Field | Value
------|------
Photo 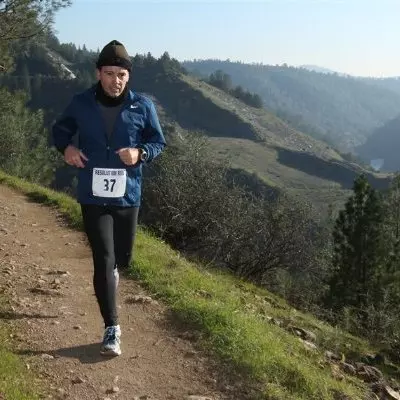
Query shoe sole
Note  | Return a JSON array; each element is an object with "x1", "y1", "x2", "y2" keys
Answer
[{"x1": 100, "y1": 347, "x2": 121, "y2": 356}]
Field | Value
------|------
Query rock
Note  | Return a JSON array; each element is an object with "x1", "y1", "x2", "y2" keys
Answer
[
  {"x1": 30, "y1": 287, "x2": 62, "y2": 296},
  {"x1": 73, "y1": 325, "x2": 82, "y2": 330},
  {"x1": 41, "y1": 354, "x2": 54, "y2": 360},
  {"x1": 49, "y1": 270, "x2": 70, "y2": 276},
  {"x1": 125, "y1": 294, "x2": 158, "y2": 305},
  {"x1": 71, "y1": 376, "x2": 85, "y2": 384},
  {"x1": 325, "y1": 350, "x2": 341, "y2": 361},
  {"x1": 339, "y1": 362, "x2": 357, "y2": 375},
  {"x1": 390, "y1": 379, "x2": 400, "y2": 391},
  {"x1": 106, "y1": 386, "x2": 120, "y2": 394},
  {"x1": 356, "y1": 364, "x2": 383, "y2": 383},
  {"x1": 289, "y1": 326, "x2": 317, "y2": 342},
  {"x1": 371, "y1": 382, "x2": 400, "y2": 400},
  {"x1": 184, "y1": 350, "x2": 197, "y2": 357},
  {"x1": 265, "y1": 316, "x2": 282, "y2": 326},
  {"x1": 384, "y1": 386, "x2": 400, "y2": 400},
  {"x1": 331, "y1": 364, "x2": 345, "y2": 381},
  {"x1": 186, "y1": 396, "x2": 213, "y2": 400},
  {"x1": 300, "y1": 339, "x2": 318, "y2": 351}
]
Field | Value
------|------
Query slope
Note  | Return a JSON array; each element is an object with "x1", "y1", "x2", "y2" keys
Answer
[
  {"x1": 183, "y1": 59, "x2": 400, "y2": 150},
  {"x1": 129, "y1": 63, "x2": 390, "y2": 212},
  {"x1": 356, "y1": 115, "x2": 400, "y2": 172},
  {"x1": 1, "y1": 173, "x2": 400, "y2": 400}
]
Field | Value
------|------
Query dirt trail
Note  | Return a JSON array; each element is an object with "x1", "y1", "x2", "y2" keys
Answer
[{"x1": 0, "y1": 185, "x2": 237, "y2": 400}]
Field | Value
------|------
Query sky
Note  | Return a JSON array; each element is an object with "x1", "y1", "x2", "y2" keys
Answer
[{"x1": 53, "y1": 0, "x2": 400, "y2": 78}]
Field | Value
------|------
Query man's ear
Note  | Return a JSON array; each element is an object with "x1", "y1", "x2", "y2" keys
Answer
[{"x1": 95, "y1": 68, "x2": 101, "y2": 80}]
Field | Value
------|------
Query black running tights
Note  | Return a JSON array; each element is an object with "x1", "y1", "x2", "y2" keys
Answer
[{"x1": 81, "y1": 204, "x2": 139, "y2": 328}]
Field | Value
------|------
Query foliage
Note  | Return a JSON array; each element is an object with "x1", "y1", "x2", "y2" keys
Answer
[
  {"x1": 328, "y1": 174, "x2": 385, "y2": 313},
  {"x1": 208, "y1": 69, "x2": 263, "y2": 108},
  {"x1": 141, "y1": 131, "x2": 323, "y2": 308},
  {"x1": 0, "y1": 0, "x2": 71, "y2": 70},
  {"x1": 0, "y1": 87, "x2": 59, "y2": 184},
  {"x1": 326, "y1": 174, "x2": 400, "y2": 355}
]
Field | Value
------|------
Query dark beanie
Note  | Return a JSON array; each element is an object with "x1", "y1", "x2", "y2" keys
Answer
[{"x1": 96, "y1": 40, "x2": 132, "y2": 71}]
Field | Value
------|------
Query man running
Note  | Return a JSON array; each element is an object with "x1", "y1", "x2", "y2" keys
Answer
[{"x1": 52, "y1": 40, "x2": 166, "y2": 356}]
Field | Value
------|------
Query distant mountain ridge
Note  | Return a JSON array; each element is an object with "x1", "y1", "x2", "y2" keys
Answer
[
  {"x1": 183, "y1": 59, "x2": 400, "y2": 151},
  {"x1": 299, "y1": 64, "x2": 345, "y2": 75}
]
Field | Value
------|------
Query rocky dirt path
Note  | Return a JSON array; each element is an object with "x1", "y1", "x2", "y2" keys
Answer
[{"x1": 0, "y1": 185, "x2": 238, "y2": 400}]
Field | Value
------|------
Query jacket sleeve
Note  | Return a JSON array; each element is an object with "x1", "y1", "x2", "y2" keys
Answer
[
  {"x1": 140, "y1": 99, "x2": 166, "y2": 163},
  {"x1": 52, "y1": 96, "x2": 79, "y2": 155}
]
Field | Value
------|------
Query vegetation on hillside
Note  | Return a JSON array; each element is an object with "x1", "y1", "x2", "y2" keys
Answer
[
  {"x1": 0, "y1": 170, "x2": 378, "y2": 400},
  {"x1": 183, "y1": 59, "x2": 400, "y2": 150},
  {"x1": 207, "y1": 69, "x2": 264, "y2": 108}
]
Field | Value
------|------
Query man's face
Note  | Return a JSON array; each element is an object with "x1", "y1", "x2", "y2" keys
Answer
[{"x1": 96, "y1": 66, "x2": 130, "y2": 97}]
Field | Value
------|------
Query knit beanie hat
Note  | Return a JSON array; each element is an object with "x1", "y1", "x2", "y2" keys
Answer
[{"x1": 96, "y1": 40, "x2": 132, "y2": 71}]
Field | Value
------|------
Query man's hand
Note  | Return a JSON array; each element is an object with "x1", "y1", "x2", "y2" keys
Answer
[
  {"x1": 116, "y1": 148, "x2": 139, "y2": 166},
  {"x1": 64, "y1": 145, "x2": 88, "y2": 168}
]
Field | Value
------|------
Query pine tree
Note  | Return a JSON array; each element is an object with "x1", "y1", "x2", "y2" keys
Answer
[
  {"x1": 328, "y1": 174, "x2": 385, "y2": 312},
  {"x1": 383, "y1": 174, "x2": 400, "y2": 272}
]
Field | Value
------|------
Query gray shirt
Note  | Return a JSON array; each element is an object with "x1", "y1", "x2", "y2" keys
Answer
[{"x1": 98, "y1": 103, "x2": 124, "y2": 139}]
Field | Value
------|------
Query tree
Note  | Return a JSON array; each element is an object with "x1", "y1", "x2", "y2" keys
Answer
[
  {"x1": 0, "y1": 87, "x2": 56, "y2": 184},
  {"x1": 383, "y1": 174, "x2": 400, "y2": 272},
  {"x1": 0, "y1": 0, "x2": 71, "y2": 70},
  {"x1": 209, "y1": 69, "x2": 232, "y2": 92},
  {"x1": 327, "y1": 174, "x2": 385, "y2": 313}
]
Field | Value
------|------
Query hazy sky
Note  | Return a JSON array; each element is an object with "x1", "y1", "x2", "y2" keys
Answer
[{"x1": 54, "y1": 0, "x2": 400, "y2": 78}]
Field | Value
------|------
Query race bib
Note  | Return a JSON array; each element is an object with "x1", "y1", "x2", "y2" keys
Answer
[{"x1": 92, "y1": 168, "x2": 127, "y2": 198}]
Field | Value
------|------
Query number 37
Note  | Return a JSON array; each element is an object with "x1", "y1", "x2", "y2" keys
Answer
[{"x1": 104, "y1": 178, "x2": 116, "y2": 192}]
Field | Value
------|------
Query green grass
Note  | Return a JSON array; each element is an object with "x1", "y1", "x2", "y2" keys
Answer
[
  {"x1": 0, "y1": 170, "x2": 372, "y2": 399},
  {"x1": 0, "y1": 324, "x2": 41, "y2": 399}
]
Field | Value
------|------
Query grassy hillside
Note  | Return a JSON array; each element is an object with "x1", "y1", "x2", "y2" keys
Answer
[
  {"x1": 3, "y1": 170, "x2": 400, "y2": 400},
  {"x1": 183, "y1": 59, "x2": 400, "y2": 150},
  {"x1": 138, "y1": 70, "x2": 390, "y2": 212}
]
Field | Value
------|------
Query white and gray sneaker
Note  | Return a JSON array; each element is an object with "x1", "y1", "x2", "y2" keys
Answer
[{"x1": 100, "y1": 325, "x2": 121, "y2": 356}]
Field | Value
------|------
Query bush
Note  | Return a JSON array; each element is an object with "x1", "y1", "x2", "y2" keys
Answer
[{"x1": 141, "y1": 132, "x2": 323, "y2": 304}]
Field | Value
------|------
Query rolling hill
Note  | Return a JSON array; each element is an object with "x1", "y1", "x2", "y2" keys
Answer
[{"x1": 183, "y1": 59, "x2": 400, "y2": 151}]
